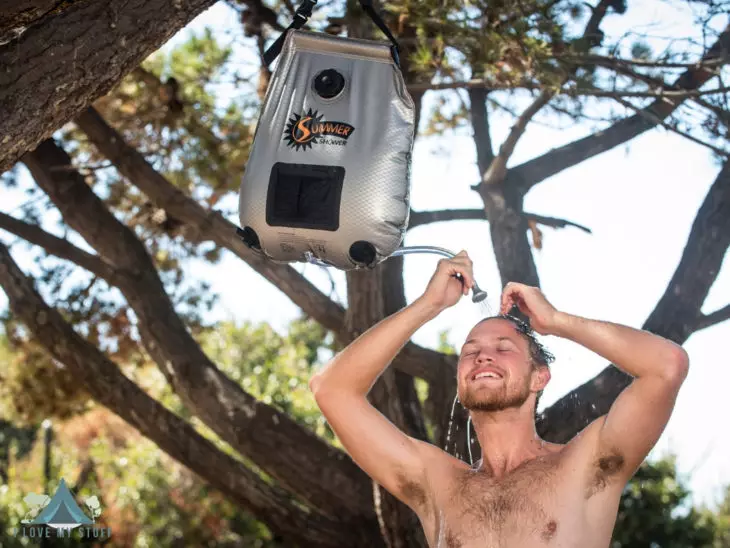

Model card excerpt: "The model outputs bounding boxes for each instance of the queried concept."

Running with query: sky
[2,0,729,511]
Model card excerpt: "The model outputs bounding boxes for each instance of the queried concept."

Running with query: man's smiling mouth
[471,368,504,381]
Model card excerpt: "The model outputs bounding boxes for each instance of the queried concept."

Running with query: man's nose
[475,352,493,364]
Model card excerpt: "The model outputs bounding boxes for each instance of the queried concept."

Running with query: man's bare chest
[426,457,584,547]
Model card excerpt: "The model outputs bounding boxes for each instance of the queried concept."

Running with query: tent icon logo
[15,478,111,540]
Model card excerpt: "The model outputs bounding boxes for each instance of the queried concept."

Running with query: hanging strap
[263,0,401,67]
[263,0,318,67]
[358,0,400,65]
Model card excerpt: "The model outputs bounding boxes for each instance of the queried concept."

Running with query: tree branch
[408,208,592,233]
[0,0,56,45]
[0,242,378,548]
[612,96,729,157]
[568,86,730,99]
[0,0,218,174]
[537,157,730,442]
[468,88,496,174]
[73,107,449,384]
[481,90,556,186]
[511,23,730,193]
[21,138,375,520]
[561,52,729,69]
[0,211,118,281]
[695,303,730,331]
[409,79,730,99]
[74,107,345,333]
[477,0,616,188]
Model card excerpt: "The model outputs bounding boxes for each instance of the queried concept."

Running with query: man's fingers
[451,265,474,295]
[436,254,476,296]
[501,284,523,314]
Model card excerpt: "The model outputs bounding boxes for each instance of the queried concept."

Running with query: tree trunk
[345,261,429,548]
[480,181,540,289]
[0,243,368,548]
[22,138,374,521]
[537,158,730,442]
[0,0,217,173]
[469,86,540,293]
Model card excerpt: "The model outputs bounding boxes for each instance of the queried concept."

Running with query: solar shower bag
[238,29,416,270]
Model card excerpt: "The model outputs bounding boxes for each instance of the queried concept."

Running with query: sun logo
[283,108,355,151]
[284,108,324,150]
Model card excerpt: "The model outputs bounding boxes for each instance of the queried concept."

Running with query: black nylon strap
[263,0,318,67]
[358,0,400,65]
[263,0,401,66]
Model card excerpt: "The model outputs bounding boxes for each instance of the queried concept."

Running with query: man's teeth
[475,372,501,379]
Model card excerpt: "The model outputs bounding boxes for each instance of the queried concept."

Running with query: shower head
[471,283,488,303]
[388,246,488,304]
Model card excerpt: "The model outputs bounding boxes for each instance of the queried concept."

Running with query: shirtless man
[309,251,689,547]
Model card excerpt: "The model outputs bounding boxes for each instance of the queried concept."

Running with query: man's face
[457,318,547,412]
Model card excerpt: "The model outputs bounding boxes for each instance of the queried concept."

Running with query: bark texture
[21,138,375,522]
[0,0,57,44]
[0,242,373,548]
[0,0,217,173]
[345,263,429,548]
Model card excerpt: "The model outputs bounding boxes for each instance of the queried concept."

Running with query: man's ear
[531,365,551,392]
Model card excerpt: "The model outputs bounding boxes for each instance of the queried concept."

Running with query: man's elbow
[663,344,690,385]
[308,369,338,404]
[309,372,326,399]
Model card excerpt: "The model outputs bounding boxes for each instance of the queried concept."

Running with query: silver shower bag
[238,29,415,270]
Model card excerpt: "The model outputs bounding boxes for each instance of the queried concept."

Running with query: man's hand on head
[499,282,562,336]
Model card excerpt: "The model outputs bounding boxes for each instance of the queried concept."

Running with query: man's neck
[470,407,548,477]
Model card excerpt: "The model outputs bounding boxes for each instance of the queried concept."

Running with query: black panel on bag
[266,162,345,231]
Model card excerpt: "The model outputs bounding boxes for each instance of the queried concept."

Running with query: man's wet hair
[491,314,555,369]
[474,314,555,409]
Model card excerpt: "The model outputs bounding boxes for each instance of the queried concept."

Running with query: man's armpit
[564,416,628,500]
[396,473,429,508]
[585,448,626,499]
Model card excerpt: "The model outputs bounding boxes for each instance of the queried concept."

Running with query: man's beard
[459,379,531,412]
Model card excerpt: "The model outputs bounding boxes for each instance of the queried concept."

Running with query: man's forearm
[552,312,689,381]
[310,296,440,397]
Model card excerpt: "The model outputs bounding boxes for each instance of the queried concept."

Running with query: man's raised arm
[500,282,689,481]
[309,252,475,509]
[550,310,689,478]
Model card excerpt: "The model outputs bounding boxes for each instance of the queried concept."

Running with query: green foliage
[436,330,458,355]
[0,327,91,426]
[612,455,722,547]
[200,317,338,443]
[87,26,255,209]
[0,318,334,547]
[714,487,730,547]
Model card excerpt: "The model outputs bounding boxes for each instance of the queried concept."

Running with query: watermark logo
[14,478,111,540]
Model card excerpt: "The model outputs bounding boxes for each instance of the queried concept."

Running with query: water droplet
[467,415,474,465]
[444,394,459,452]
